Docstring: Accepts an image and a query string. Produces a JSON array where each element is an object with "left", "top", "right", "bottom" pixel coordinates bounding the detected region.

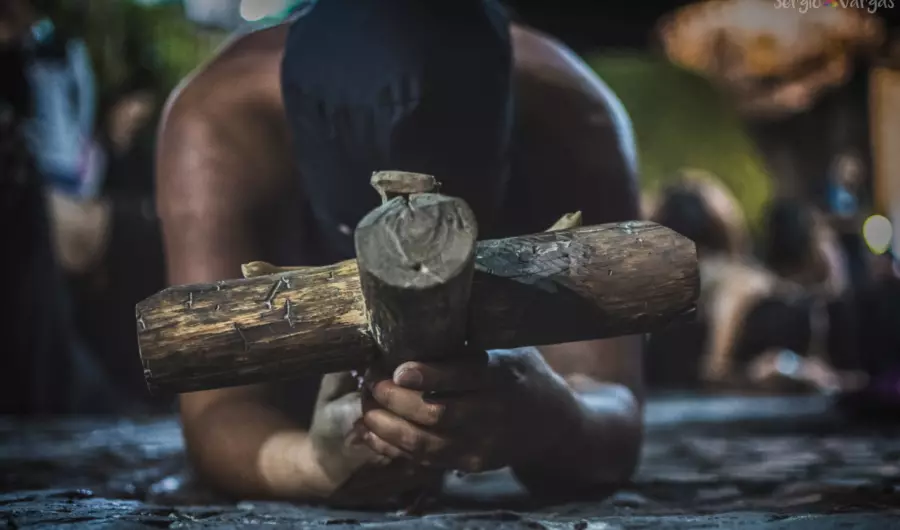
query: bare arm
[
  {"left": 510, "top": 26, "right": 644, "bottom": 490},
  {"left": 156, "top": 28, "right": 322, "bottom": 500}
]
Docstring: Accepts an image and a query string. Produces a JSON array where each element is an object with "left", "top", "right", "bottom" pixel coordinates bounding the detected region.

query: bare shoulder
[
  {"left": 155, "top": 23, "right": 296, "bottom": 244},
  {"left": 509, "top": 23, "right": 635, "bottom": 161},
  {"left": 508, "top": 24, "right": 639, "bottom": 226},
  {"left": 510, "top": 25, "right": 624, "bottom": 115},
  {"left": 162, "top": 24, "right": 289, "bottom": 126},
  {"left": 510, "top": 25, "right": 593, "bottom": 91}
]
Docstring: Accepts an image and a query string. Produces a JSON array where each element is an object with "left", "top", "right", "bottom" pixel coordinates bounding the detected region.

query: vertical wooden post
[{"left": 354, "top": 172, "right": 478, "bottom": 367}]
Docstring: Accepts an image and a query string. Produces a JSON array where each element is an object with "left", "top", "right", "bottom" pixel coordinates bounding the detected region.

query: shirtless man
[{"left": 157, "top": 0, "right": 643, "bottom": 503}]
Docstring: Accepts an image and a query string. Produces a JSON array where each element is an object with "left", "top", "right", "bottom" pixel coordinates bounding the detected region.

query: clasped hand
[{"left": 355, "top": 347, "right": 579, "bottom": 473}]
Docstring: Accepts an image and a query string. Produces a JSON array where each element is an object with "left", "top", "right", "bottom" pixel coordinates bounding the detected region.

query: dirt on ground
[{"left": 3, "top": 395, "right": 900, "bottom": 529}]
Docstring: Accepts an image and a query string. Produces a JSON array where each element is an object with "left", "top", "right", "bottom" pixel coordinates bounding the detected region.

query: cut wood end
[{"left": 355, "top": 194, "right": 477, "bottom": 289}]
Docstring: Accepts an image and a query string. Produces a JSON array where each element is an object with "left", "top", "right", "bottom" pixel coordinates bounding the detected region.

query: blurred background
[{"left": 3, "top": 0, "right": 900, "bottom": 416}]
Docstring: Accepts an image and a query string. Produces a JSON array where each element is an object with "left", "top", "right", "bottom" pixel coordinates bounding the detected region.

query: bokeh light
[{"left": 863, "top": 214, "right": 892, "bottom": 255}]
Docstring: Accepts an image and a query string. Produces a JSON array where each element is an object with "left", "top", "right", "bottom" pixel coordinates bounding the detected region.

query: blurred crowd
[
  {"left": 2, "top": 0, "right": 165, "bottom": 414},
  {"left": 2, "top": 0, "right": 899, "bottom": 417},
  {"left": 644, "top": 166, "right": 898, "bottom": 403}
]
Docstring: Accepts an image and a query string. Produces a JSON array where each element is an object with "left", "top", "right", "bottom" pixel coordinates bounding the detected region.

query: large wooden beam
[{"left": 136, "top": 221, "right": 698, "bottom": 394}]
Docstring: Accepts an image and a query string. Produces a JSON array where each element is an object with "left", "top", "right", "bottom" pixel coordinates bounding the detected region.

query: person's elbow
[
  {"left": 514, "top": 376, "right": 644, "bottom": 496},
  {"left": 581, "top": 381, "right": 644, "bottom": 487},
  {"left": 603, "top": 384, "right": 644, "bottom": 485}
]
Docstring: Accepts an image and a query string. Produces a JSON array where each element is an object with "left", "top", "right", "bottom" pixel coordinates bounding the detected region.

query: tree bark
[{"left": 137, "top": 221, "right": 698, "bottom": 394}]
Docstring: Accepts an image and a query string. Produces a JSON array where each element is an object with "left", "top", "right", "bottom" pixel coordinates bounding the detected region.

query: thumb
[
  {"left": 311, "top": 389, "right": 364, "bottom": 447},
  {"left": 316, "top": 371, "right": 363, "bottom": 408}
]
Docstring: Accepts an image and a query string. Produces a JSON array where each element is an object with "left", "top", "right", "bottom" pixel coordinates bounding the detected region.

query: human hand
[
  {"left": 305, "top": 371, "right": 441, "bottom": 505},
  {"left": 359, "top": 347, "right": 580, "bottom": 473}
]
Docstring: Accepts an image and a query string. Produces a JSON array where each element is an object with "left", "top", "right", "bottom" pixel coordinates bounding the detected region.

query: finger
[
  {"left": 348, "top": 419, "right": 394, "bottom": 466},
  {"left": 313, "top": 391, "right": 363, "bottom": 441},
  {"left": 362, "top": 430, "right": 412, "bottom": 461},
  {"left": 315, "top": 371, "right": 361, "bottom": 407},
  {"left": 370, "top": 379, "right": 492, "bottom": 430},
  {"left": 363, "top": 408, "right": 450, "bottom": 459},
  {"left": 344, "top": 418, "right": 368, "bottom": 448},
  {"left": 393, "top": 353, "right": 491, "bottom": 392},
  {"left": 370, "top": 380, "right": 443, "bottom": 425}
]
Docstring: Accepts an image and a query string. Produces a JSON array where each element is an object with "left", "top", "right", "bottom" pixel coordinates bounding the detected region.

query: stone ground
[{"left": 3, "top": 395, "right": 900, "bottom": 529}]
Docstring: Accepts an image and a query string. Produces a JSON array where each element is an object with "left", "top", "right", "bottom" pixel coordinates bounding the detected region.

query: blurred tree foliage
[
  {"left": 45, "top": 0, "right": 225, "bottom": 108},
  {"left": 588, "top": 53, "right": 773, "bottom": 230},
  {"left": 38, "top": 0, "right": 225, "bottom": 193}
]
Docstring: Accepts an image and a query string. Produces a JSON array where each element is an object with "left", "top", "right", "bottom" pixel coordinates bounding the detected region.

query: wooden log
[
  {"left": 468, "top": 221, "right": 697, "bottom": 349},
  {"left": 355, "top": 193, "right": 477, "bottom": 367},
  {"left": 136, "top": 221, "right": 698, "bottom": 394}
]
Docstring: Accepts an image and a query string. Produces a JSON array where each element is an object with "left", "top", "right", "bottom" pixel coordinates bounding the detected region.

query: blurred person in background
[
  {"left": 643, "top": 169, "right": 751, "bottom": 387},
  {"left": 158, "top": 0, "right": 644, "bottom": 505},
  {"left": 645, "top": 168, "right": 750, "bottom": 258},
  {"left": 5, "top": 0, "right": 170, "bottom": 411},
  {"left": 646, "top": 171, "right": 862, "bottom": 393},
  {"left": 0, "top": 0, "right": 116, "bottom": 415},
  {"left": 827, "top": 153, "right": 864, "bottom": 223},
  {"left": 704, "top": 196, "right": 862, "bottom": 394},
  {"left": 760, "top": 196, "right": 863, "bottom": 380},
  {"left": 104, "top": 81, "right": 159, "bottom": 193},
  {"left": 15, "top": 0, "right": 113, "bottom": 278},
  {"left": 825, "top": 150, "right": 871, "bottom": 292},
  {"left": 23, "top": 0, "right": 105, "bottom": 199},
  {"left": 851, "top": 250, "right": 900, "bottom": 411},
  {"left": 61, "top": 67, "right": 168, "bottom": 410},
  {"left": 762, "top": 197, "right": 850, "bottom": 298}
]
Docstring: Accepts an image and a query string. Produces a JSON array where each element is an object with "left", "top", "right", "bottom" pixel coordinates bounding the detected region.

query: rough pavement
[{"left": 3, "top": 395, "right": 900, "bottom": 529}]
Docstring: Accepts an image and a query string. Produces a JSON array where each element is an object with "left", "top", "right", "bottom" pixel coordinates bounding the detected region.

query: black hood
[{"left": 281, "top": 0, "right": 513, "bottom": 258}]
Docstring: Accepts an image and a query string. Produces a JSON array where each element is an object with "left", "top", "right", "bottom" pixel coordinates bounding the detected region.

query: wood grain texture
[
  {"left": 468, "top": 220, "right": 698, "bottom": 348},
  {"left": 135, "top": 259, "right": 372, "bottom": 394},
  {"left": 355, "top": 194, "right": 477, "bottom": 366},
  {"left": 137, "top": 221, "right": 698, "bottom": 394}
]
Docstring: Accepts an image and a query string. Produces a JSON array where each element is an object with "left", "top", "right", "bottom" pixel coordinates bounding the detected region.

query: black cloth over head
[{"left": 281, "top": 0, "right": 513, "bottom": 258}]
